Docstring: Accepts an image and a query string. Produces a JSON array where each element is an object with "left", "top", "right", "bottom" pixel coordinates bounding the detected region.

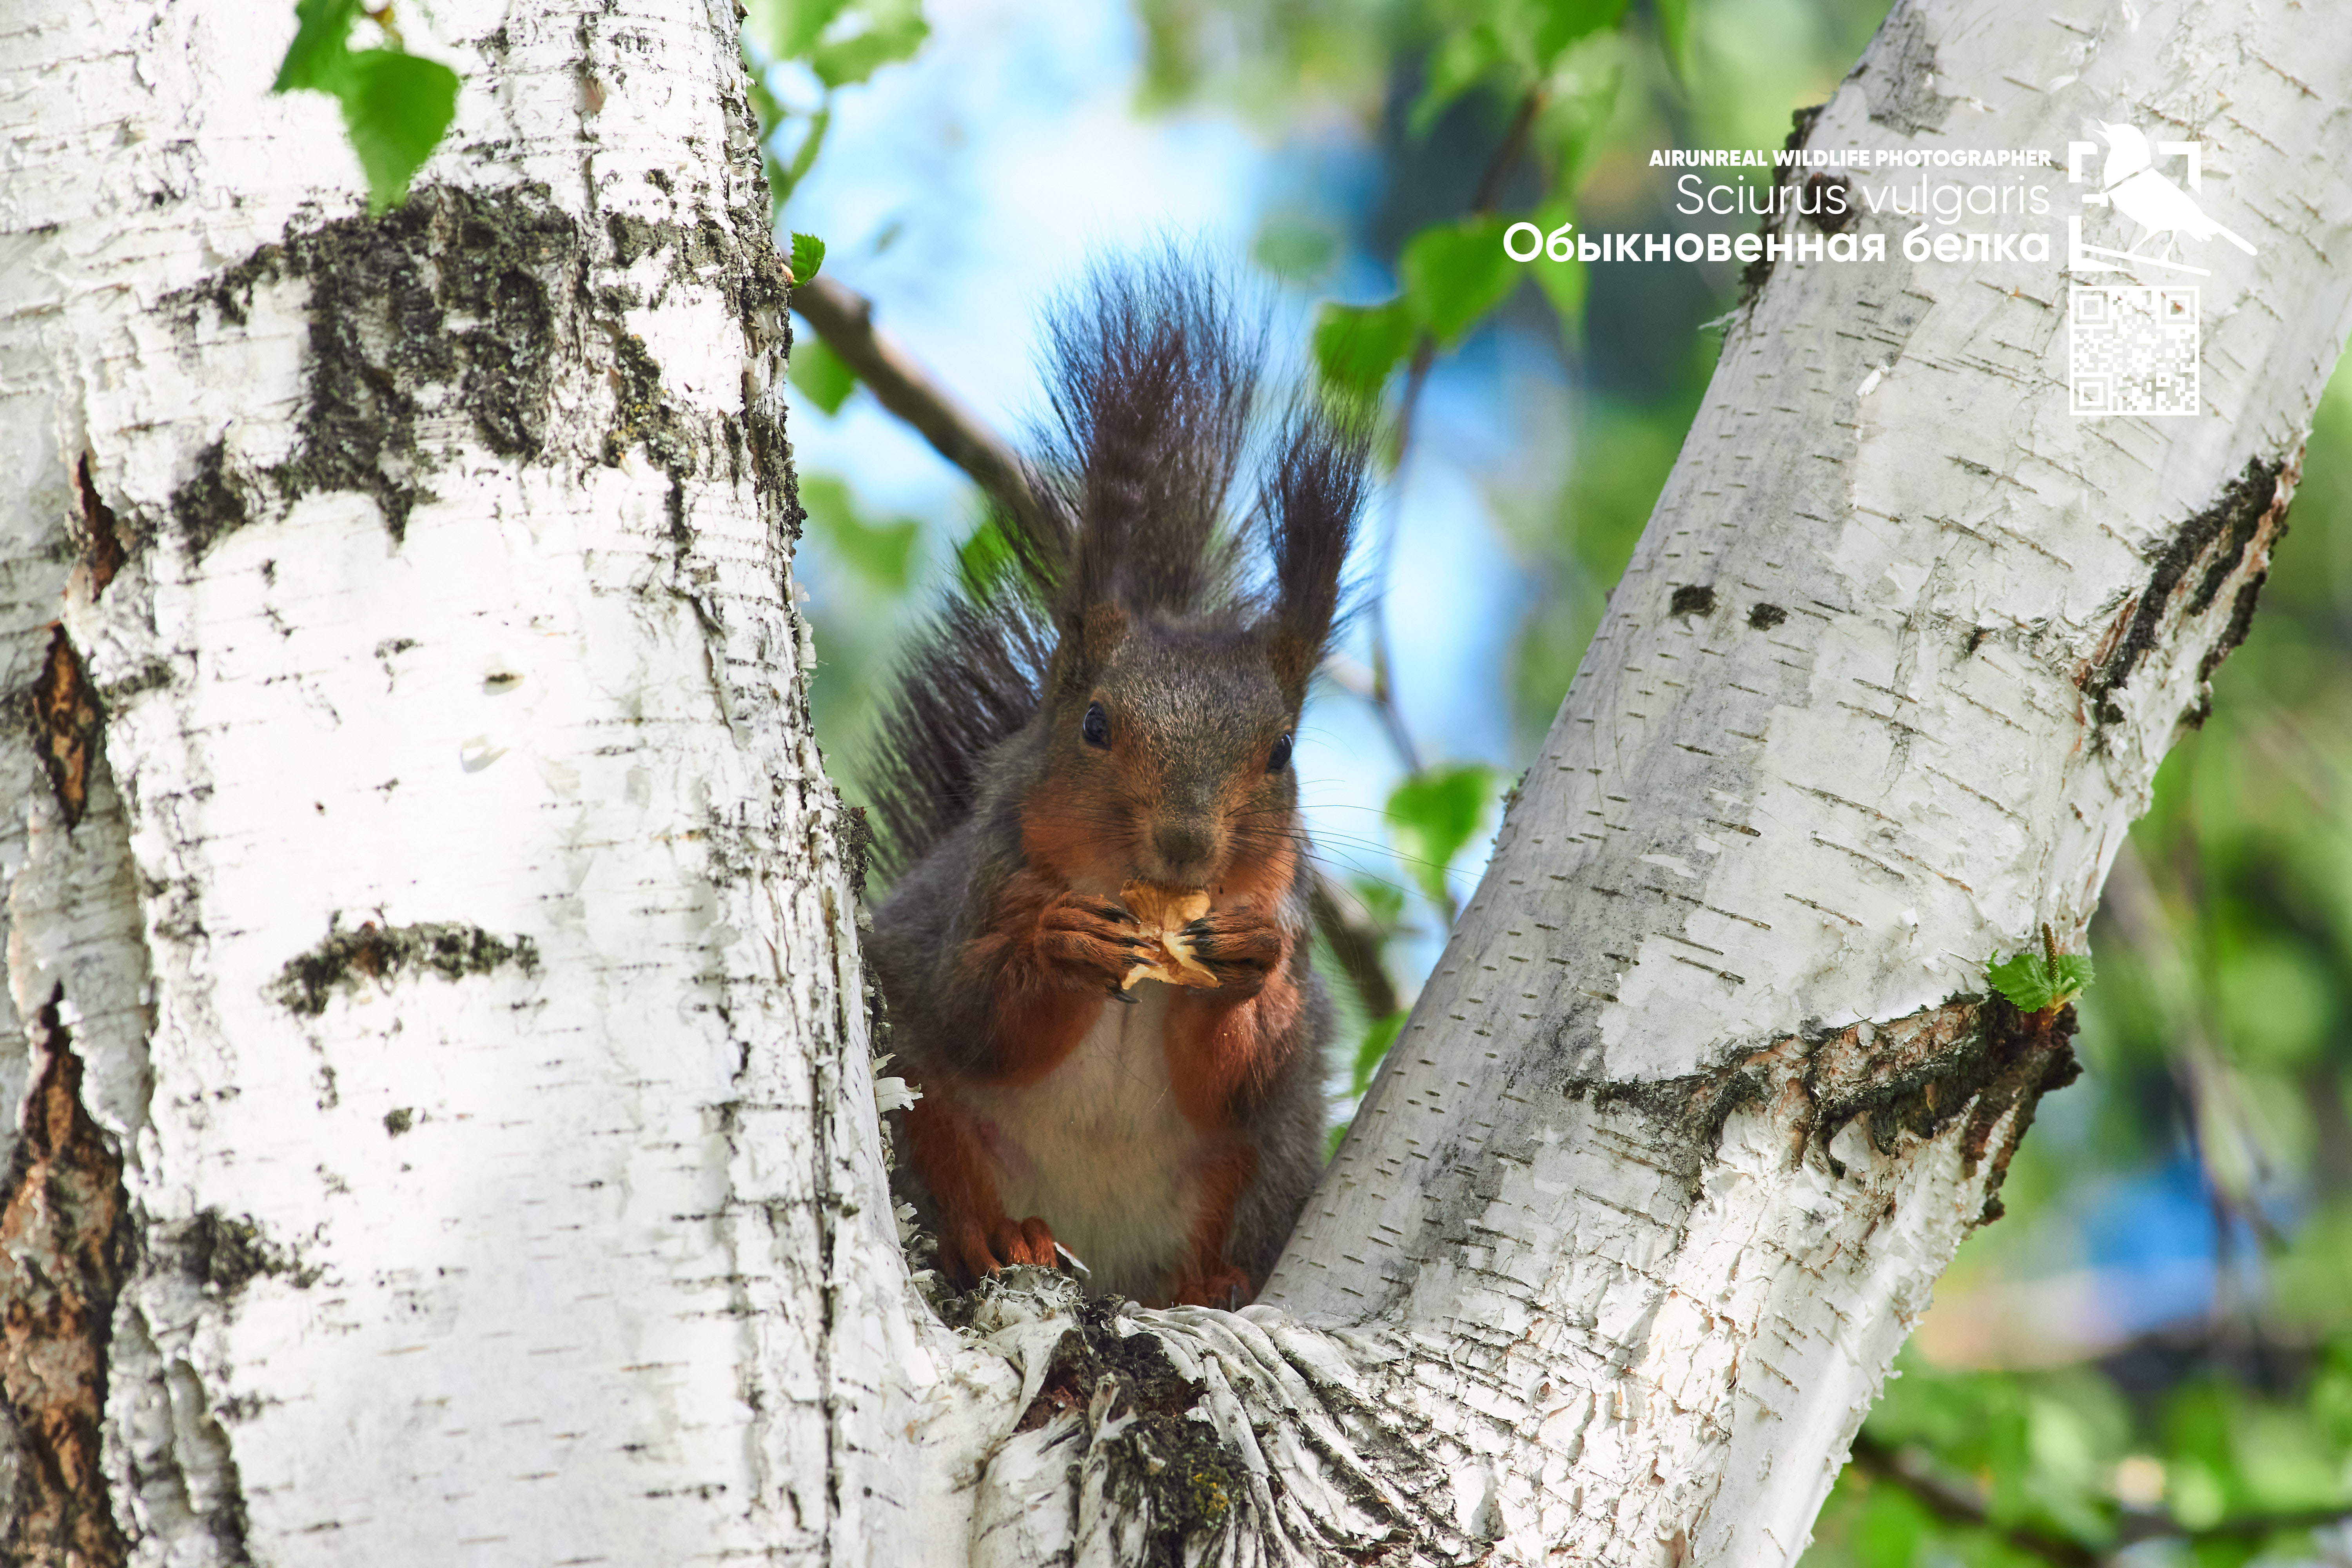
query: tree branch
[
  {"left": 788, "top": 274, "right": 1062, "bottom": 544},
  {"left": 1848, "top": 1434, "right": 2102, "bottom": 1566},
  {"left": 1850, "top": 1434, "right": 2352, "bottom": 1564},
  {"left": 1367, "top": 85, "right": 1546, "bottom": 777},
  {"left": 1309, "top": 871, "right": 1400, "bottom": 1019}
]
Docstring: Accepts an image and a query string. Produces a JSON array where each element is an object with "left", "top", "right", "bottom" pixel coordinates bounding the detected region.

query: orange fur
[
  {"left": 1165, "top": 964, "right": 1302, "bottom": 1128},
  {"left": 953, "top": 867, "right": 1119, "bottom": 1085},
  {"left": 904, "top": 1089, "right": 1059, "bottom": 1286},
  {"left": 1170, "top": 1147, "right": 1257, "bottom": 1306}
]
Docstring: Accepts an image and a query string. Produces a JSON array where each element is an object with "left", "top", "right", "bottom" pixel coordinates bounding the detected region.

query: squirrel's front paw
[
  {"left": 1182, "top": 905, "right": 1283, "bottom": 997},
  {"left": 937, "top": 1214, "right": 1059, "bottom": 1289},
  {"left": 1036, "top": 893, "right": 1143, "bottom": 989}
]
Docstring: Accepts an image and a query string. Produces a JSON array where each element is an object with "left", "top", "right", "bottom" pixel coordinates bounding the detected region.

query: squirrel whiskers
[{"left": 860, "top": 253, "right": 1366, "bottom": 1307}]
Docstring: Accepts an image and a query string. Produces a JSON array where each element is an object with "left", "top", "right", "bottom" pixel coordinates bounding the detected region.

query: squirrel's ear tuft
[
  {"left": 1076, "top": 602, "right": 1129, "bottom": 670},
  {"left": 1047, "top": 601, "right": 1129, "bottom": 700},
  {"left": 1262, "top": 397, "right": 1370, "bottom": 701},
  {"left": 1038, "top": 252, "right": 1257, "bottom": 627}
]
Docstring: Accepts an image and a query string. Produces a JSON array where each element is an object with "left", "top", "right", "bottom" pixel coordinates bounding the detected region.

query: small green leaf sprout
[
  {"left": 789, "top": 232, "right": 828, "bottom": 285},
  {"left": 1985, "top": 923, "right": 2095, "bottom": 1015}
]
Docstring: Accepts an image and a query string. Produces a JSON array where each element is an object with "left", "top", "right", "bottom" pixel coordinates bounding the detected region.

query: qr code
[{"left": 2070, "top": 287, "right": 2199, "bottom": 416}]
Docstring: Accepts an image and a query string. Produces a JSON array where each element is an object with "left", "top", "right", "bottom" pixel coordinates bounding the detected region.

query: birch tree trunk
[{"left": 2, "top": 0, "right": 2349, "bottom": 1565}]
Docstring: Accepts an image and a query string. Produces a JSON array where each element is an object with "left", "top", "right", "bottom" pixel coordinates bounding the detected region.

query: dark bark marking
[
  {"left": 168, "top": 1210, "right": 321, "bottom": 1296},
  {"left": 1803, "top": 171, "right": 1857, "bottom": 234},
  {"left": 835, "top": 804, "right": 873, "bottom": 904},
  {"left": 2084, "top": 454, "right": 2294, "bottom": 705},
  {"left": 27, "top": 628, "right": 102, "bottom": 831},
  {"left": 0, "top": 987, "right": 134, "bottom": 1568},
  {"left": 167, "top": 183, "right": 793, "bottom": 556},
  {"left": 270, "top": 919, "right": 541, "bottom": 1017},
  {"left": 1747, "top": 603, "right": 1788, "bottom": 630},
  {"left": 1567, "top": 992, "right": 2079, "bottom": 1218},
  {"left": 1670, "top": 584, "right": 1717, "bottom": 618},
  {"left": 167, "top": 441, "right": 253, "bottom": 561},
  {"left": 1738, "top": 105, "right": 1825, "bottom": 306}
]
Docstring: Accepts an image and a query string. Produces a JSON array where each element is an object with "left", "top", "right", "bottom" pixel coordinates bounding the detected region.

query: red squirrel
[{"left": 860, "top": 256, "right": 1365, "bottom": 1309}]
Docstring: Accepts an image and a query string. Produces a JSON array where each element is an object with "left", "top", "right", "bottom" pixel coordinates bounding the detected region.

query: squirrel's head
[
  {"left": 1008, "top": 254, "right": 1367, "bottom": 895},
  {"left": 1022, "top": 608, "right": 1303, "bottom": 893}
]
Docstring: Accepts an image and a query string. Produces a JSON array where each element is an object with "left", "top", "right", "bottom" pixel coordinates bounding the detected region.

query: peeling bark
[
  {"left": 27, "top": 633, "right": 101, "bottom": 832},
  {"left": 0, "top": 990, "right": 132, "bottom": 1568}
]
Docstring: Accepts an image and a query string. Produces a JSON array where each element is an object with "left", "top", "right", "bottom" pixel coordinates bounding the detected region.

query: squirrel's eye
[
  {"left": 1267, "top": 732, "right": 1293, "bottom": 773},
  {"left": 1082, "top": 701, "right": 1110, "bottom": 748}
]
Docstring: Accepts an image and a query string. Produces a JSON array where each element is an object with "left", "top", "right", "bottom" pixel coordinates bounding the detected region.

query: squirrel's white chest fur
[{"left": 960, "top": 983, "right": 1203, "bottom": 1302}]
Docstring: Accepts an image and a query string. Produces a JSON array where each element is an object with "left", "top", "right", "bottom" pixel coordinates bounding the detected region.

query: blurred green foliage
[
  {"left": 744, "top": 0, "right": 930, "bottom": 211},
  {"left": 798, "top": 475, "right": 920, "bottom": 590},
  {"left": 788, "top": 336, "right": 859, "bottom": 416}
]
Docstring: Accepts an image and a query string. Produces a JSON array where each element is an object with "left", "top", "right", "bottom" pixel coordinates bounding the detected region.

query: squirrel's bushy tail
[{"left": 861, "top": 251, "right": 1368, "bottom": 881}]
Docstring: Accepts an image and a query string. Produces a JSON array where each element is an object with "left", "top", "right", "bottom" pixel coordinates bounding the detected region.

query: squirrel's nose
[{"left": 1152, "top": 822, "right": 1214, "bottom": 876}]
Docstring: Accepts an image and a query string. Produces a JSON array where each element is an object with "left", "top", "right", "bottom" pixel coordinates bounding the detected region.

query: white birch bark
[
  {"left": 0, "top": 1, "right": 888, "bottom": 1561},
  {"left": 2, "top": 0, "right": 2349, "bottom": 1566}
]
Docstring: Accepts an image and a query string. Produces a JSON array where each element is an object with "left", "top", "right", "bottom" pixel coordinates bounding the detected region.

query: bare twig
[
  {"left": 789, "top": 275, "right": 1062, "bottom": 544},
  {"left": 1849, "top": 1432, "right": 2352, "bottom": 1565},
  {"left": 1849, "top": 1434, "right": 2102, "bottom": 1566}
]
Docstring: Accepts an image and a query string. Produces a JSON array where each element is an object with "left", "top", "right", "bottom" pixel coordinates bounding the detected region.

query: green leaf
[
  {"left": 1528, "top": 51, "right": 1625, "bottom": 196},
  {"left": 770, "top": 106, "right": 835, "bottom": 208},
  {"left": 808, "top": 11, "right": 929, "bottom": 87},
  {"left": 1312, "top": 298, "right": 1416, "bottom": 398},
  {"left": 1387, "top": 762, "right": 1499, "bottom": 914},
  {"left": 272, "top": 0, "right": 459, "bottom": 214},
  {"left": 2167, "top": 1455, "right": 2229, "bottom": 1532},
  {"left": 274, "top": 0, "right": 363, "bottom": 92},
  {"left": 1401, "top": 216, "right": 1519, "bottom": 347},
  {"left": 1347, "top": 874, "right": 1405, "bottom": 932},
  {"left": 1530, "top": 238, "right": 1586, "bottom": 333},
  {"left": 1985, "top": 945, "right": 2094, "bottom": 1013},
  {"left": 1351, "top": 1011, "right": 1407, "bottom": 1096},
  {"left": 1847, "top": 1479, "right": 1931, "bottom": 1567},
  {"left": 790, "top": 231, "right": 828, "bottom": 283},
  {"left": 338, "top": 50, "right": 460, "bottom": 212},
  {"left": 789, "top": 335, "right": 858, "bottom": 414},
  {"left": 1251, "top": 216, "right": 1341, "bottom": 283},
  {"left": 2052, "top": 951, "right": 2095, "bottom": 1000},
  {"left": 800, "top": 475, "right": 919, "bottom": 589},
  {"left": 1409, "top": 24, "right": 1505, "bottom": 138}
]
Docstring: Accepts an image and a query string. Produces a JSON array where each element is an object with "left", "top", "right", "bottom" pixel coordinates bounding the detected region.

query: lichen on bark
[{"left": 269, "top": 918, "right": 541, "bottom": 1018}]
